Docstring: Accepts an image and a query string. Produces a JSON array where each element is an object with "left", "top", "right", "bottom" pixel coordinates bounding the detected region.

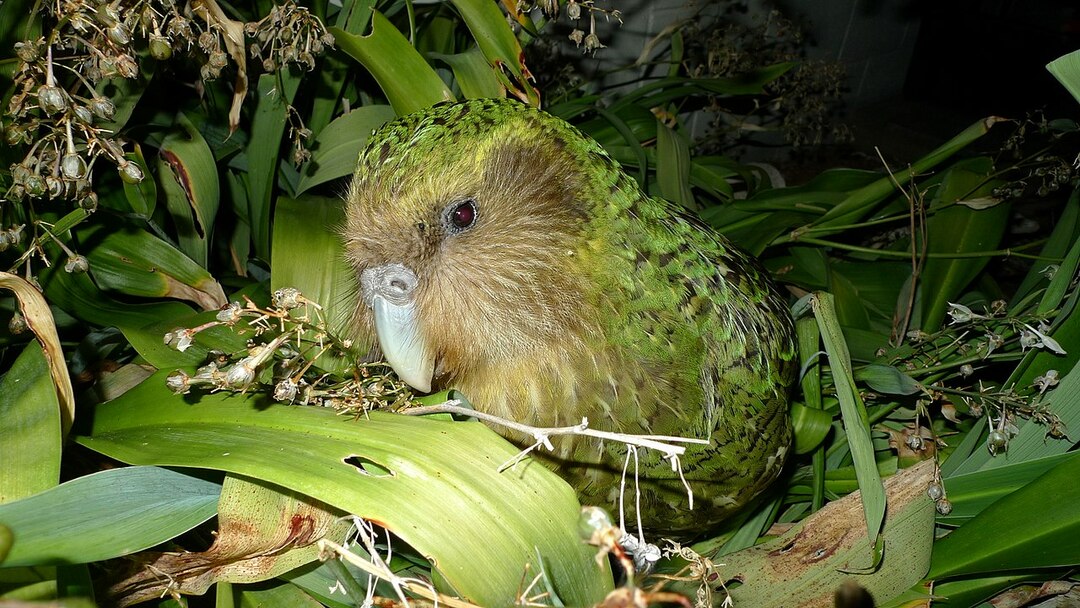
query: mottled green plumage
[{"left": 343, "top": 98, "right": 796, "bottom": 537}]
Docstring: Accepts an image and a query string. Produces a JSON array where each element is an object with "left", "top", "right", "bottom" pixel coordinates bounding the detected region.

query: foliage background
[{"left": 1, "top": 0, "right": 1080, "bottom": 606}]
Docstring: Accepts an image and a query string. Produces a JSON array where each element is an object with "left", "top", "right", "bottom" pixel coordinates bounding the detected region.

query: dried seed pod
[
  {"left": 72, "top": 104, "right": 95, "bottom": 125},
  {"left": 935, "top": 499, "right": 953, "bottom": 516},
  {"left": 61, "top": 153, "right": 87, "bottom": 179},
  {"left": 37, "top": 85, "right": 68, "bottom": 115},
  {"left": 89, "top": 96, "right": 115, "bottom": 120},
  {"left": 149, "top": 33, "right": 172, "bottom": 60},
  {"left": 24, "top": 174, "right": 46, "bottom": 197},
  {"left": 107, "top": 22, "right": 131, "bottom": 45},
  {"left": 118, "top": 160, "right": 144, "bottom": 184},
  {"left": 64, "top": 255, "right": 90, "bottom": 273},
  {"left": 927, "top": 483, "right": 944, "bottom": 501}
]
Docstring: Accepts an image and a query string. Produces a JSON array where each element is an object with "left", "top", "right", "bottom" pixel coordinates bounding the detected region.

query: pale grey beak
[{"left": 359, "top": 263, "right": 434, "bottom": 393}]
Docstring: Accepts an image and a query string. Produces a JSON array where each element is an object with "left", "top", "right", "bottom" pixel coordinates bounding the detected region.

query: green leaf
[
  {"left": 82, "top": 225, "right": 226, "bottom": 311},
  {"left": 1047, "top": 49, "right": 1080, "bottom": 106},
  {"left": 271, "top": 195, "right": 363, "bottom": 373},
  {"left": 40, "top": 267, "right": 194, "bottom": 331},
  {"left": 0, "top": 342, "right": 61, "bottom": 503},
  {"left": 791, "top": 402, "right": 831, "bottom": 455},
  {"left": 295, "top": 105, "right": 395, "bottom": 195},
  {"left": 157, "top": 112, "right": 221, "bottom": 267},
  {"left": 919, "top": 159, "right": 1009, "bottom": 331},
  {"left": 799, "top": 117, "right": 1004, "bottom": 239},
  {"left": 0, "top": 466, "right": 219, "bottom": 567},
  {"left": 929, "top": 453, "right": 1080, "bottom": 579},
  {"left": 941, "top": 453, "right": 1077, "bottom": 523},
  {"left": 655, "top": 120, "right": 695, "bottom": 210},
  {"left": 330, "top": 12, "right": 455, "bottom": 116},
  {"left": 76, "top": 374, "right": 612, "bottom": 606},
  {"left": 121, "top": 144, "right": 156, "bottom": 217},
  {"left": 247, "top": 72, "right": 302, "bottom": 259},
  {"left": 433, "top": 45, "right": 505, "bottom": 100},
  {"left": 810, "top": 292, "right": 886, "bottom": 564},
  {"left": 855, "top": 365, "right": 924, "bottom": 396},
  {"left": 448, "top": 0, "right": 538, "bottom": 104}
]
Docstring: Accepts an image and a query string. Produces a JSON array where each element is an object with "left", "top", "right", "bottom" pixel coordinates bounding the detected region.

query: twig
[
  {"left": 319, "top": 537, "right": 482, "bottom": 608},
  {"left": 403, "top": 401, "right": 709, "bottom": 470}
]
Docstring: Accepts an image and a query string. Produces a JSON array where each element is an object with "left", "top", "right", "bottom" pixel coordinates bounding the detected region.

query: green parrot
[{"left": 342, "top": 98, "right": 796, "bottom": 537}]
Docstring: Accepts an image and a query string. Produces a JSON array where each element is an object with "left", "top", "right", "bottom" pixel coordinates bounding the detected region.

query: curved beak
[{"left": 361, "top": 264, "right": 434, "bottom": 393}]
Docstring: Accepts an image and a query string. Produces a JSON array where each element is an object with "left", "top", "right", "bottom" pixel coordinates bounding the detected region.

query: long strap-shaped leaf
[{"left": 76, "top": 374, "right": 611, "bottom": 606}]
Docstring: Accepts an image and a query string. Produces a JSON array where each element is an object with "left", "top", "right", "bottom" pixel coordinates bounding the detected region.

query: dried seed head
[
  {"left": 987, "top": 429, "right": 1009, "bottom": 455},
  {"left": 64, "top": 255, "right": 90, "bottom": 273},
  {"left": 89, "top": 96, "right": 116, "bottom": 120},
  {"left": 24, "top": 174, "right": 46, "bottom": 198},
  {"left": 166, "top": 370, "right": 192, "bottom": 394},
  {"left": 149, "top": 33, "right": 173, "bottom": 60},
  {"left": 61, "top": 153, "right": 87, "bottom": 179},
  {"left": 37, "top": 85, "right": 68, "bottom": 115},
  {"left": 118, "top": 160, "right": 144, "bottom": 184},
  {"left": 79, "top": 191, "right": 99, "bottom": 211},
  {"left": 223, "top": 359, "right": 257, "bottom": 389},
  {"left": 107, "top": 22, "right": 132, "bottom": 45},
  {"left": 274, "top": 378, "right": 299, "bottom": 402},
  {"left": 15, "top": 40, "right": 40, "bottom": 62},
  {"left": 72, "top": 104, "right": 95, "bottom": 125},
  {"left": 8, "top": 311, "right": 27, "bottom": 334}
]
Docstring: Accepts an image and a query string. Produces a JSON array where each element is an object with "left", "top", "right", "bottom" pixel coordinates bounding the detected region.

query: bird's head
[{"left": 342, "top": 99, "right": 609, "bottom": 393}]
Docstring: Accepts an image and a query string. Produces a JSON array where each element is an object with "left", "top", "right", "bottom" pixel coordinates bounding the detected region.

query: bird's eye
[{"left": 445, "top": 199, "right": 478, "bottom": 233}]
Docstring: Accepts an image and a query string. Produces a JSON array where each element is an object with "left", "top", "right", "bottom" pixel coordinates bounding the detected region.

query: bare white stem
[{"left": 404, "top": 401, "right": 708, "bottom": 466}]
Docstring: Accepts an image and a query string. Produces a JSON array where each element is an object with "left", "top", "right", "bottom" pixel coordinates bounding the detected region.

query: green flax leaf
[
  {"left": 810, "top": 292, "right": 886, "bottom": 565},
  {"left": 0, "top": 467, "right": 219, "bottom": 567},
  {"left": 296, "top": 105, "right": 396, "bottom": 195},
  {"left": 0, "top": 342, "right": 61, "bottom": 504},
  {"left": 929, "top": 453, "right": 1080, "bottom": 579},
  {"left": 76, "top": 374, "right": 612, "bottom": 606},
  {"left": 330, "top": 12, "right": 455, "bottom": 116}
]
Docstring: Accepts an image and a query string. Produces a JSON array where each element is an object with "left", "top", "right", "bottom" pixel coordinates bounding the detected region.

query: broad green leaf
[
  {"left": 271, "top": 195, "right": 363, "bottom": 373},
  {"left": 0, "top": 271, "right": 75, "bottom": 437},
  {"left": 919, "top": 159, "right": 1009, "bottom": 331},
  {"left": 811, "top": 292, "right": 886, "bottom": 563},
  {"left": 655, "top": 120, "right": 695, "bottom": 210},
  {"left": 330, "top": 12, "right": 455, "bottom": 116},
  {"left": 791, "top": 402, "right": 831, "bottom": 455},
  {"left": 433, "top": 45, "right": 505, "bottom": 100},
  {"left": 295, "top": 105, "right": 396, "bottom": 195},
  {"left": 40, "top": 267, "right": 193, "bottom": 331},
  {"left": 716, "top": 461, "right": 934, "bottom": 606},
  {"left": 941, "top": 452, "right": 1077, "bottom": 524},
  {"left": 0, "top": 466, "right": 219, "bottom": 567},
  {"left": 0, "top": 342, "right": 61, "bottom": 503},
  {"left": 448, "top": 0, "right": 539, "bottom": 105},
  {"left": 855, "top": 365, "right": 924, "bottom": 396},
  {"left": 234, "top": 581, "right": 323, "bottom": 608},
  {"left": 929, "top": 453, "right": 1080, "bottom": 579},
  {"left": 1010, "top": 188, "right": 1080, "bottom": 307},
  {"left": 76, "top": 374, "right": 612, "bottom": 606},
  {"left": 247, "top": 72, "right": 302, "bottom": 260},
  {"left": 157, "top": 112, "right": 221, "bottom": 267},
  {"left": 83, "top": 225, "right": 226, "bottom": 311},
  {"left": 1047, "top": 49, "right": 1080, "bottom": 105}
]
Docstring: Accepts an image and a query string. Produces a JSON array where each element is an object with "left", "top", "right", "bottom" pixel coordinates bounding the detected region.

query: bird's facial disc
[{"left": 359, "top": 263, "right": 434, "bottom": 393}]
